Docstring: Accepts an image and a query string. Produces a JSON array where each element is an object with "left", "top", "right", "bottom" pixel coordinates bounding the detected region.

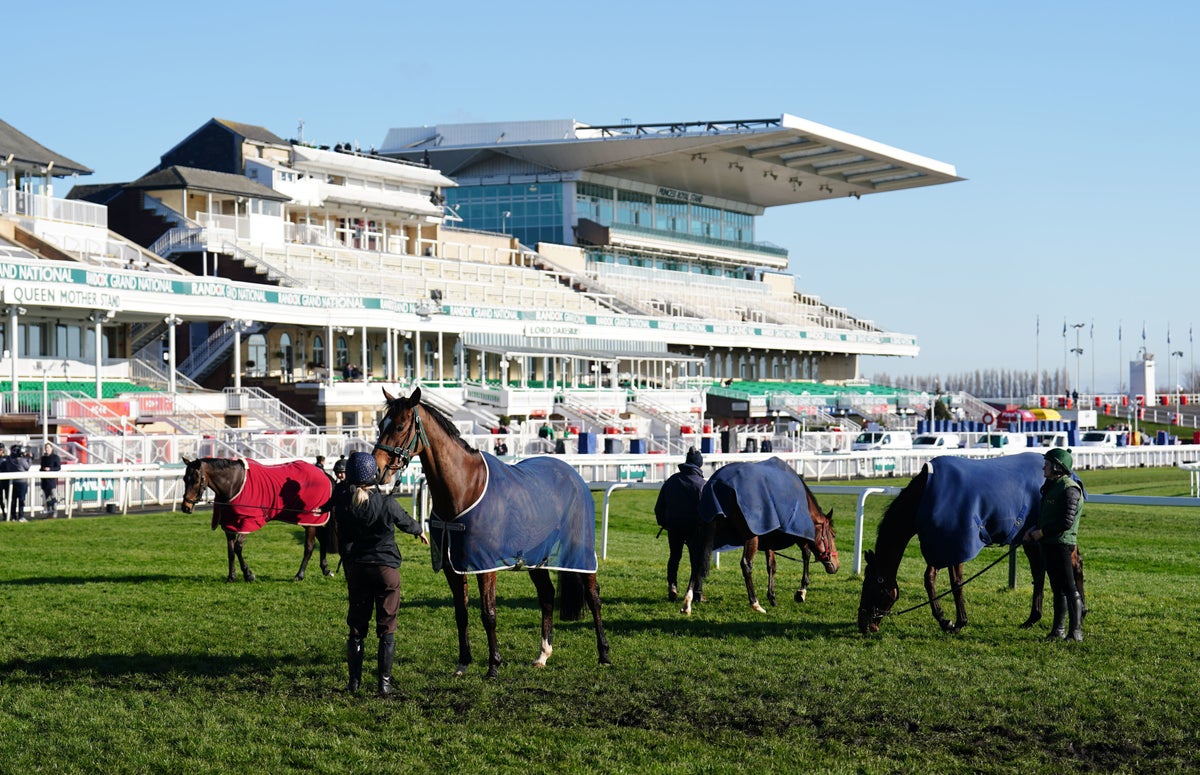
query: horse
[
  {"left": 372, "top": 386, "right": 610, "bottom": 678},
  {"left": 857, "top": 452, "right": 1086, "bottom": 634},
  {"left": 680, "top": 457, "right": 839, "bottom": 615},
  {"left": 179, "top": 457, "right": 337, "bottom": 582}
]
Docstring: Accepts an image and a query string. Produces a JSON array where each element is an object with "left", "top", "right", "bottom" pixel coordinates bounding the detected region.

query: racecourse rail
[{"left": 6, "top": 450, "right": 1200, "bottom": 582}]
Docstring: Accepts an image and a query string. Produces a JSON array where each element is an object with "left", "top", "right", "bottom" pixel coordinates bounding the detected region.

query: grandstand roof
[
  {"left": 0, "top": 118, "right": 93, "bottom": 176},
  {"left": 380, "top": 114, "right": 962, "bottom": 208}
]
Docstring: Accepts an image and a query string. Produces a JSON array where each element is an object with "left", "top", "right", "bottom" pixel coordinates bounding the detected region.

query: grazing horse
[
  {"left": 857, "top": 452, "right": 1086, "bottom": 634},
  {"left": 373, "top": 387, "right": 610, "bottom": 678},
  {"left": 179, "top": 457, "right": 336, "bottom": 582},
  {"left": 681, "top": 457, "right": 839, "bottom": 615}
]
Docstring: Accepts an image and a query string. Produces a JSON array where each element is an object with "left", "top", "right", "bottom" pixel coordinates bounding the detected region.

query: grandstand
[{"left": 2, "top": 113, "right": 967, "bottom": 466}]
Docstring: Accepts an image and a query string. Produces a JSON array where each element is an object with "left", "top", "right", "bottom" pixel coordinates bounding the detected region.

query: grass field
[{"left": 1, "top": 466, "right": 1198, "bottom": 774}]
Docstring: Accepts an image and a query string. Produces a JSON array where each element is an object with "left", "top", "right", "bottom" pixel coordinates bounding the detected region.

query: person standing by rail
[{"left": 332, "top": 452, "right": 428, "bottom": 696}]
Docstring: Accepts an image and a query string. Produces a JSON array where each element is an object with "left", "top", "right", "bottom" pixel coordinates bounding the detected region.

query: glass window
[{"left": 311, "top": 335, "right": 325, "bottom": 369}]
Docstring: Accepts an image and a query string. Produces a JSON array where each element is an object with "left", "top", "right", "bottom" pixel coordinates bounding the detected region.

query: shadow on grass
[
  {"left": 2, "top": 651, "right": 327, "bottom": 685},
  {"left": 0, "top": 573, "right": 202, "bottom": 586}
]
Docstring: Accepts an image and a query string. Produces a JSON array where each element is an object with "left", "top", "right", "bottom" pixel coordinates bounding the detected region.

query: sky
[{"left": 8, "top": 1, "right": 1199, "bottom": 393}]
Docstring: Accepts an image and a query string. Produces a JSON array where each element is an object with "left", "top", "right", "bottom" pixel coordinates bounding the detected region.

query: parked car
[
  {"left": 1030, "top": 431, "right": 1070, "bottom": 449},
  {"left": 1079, "top": 429, "right": 1123, "bottom": 448},
  {"left": 912, "top": 433, "right": 961, "bottom": 450},
  {"left": 851, "top": 430, "right": 913, "bottom": 451},
  {"left": 971, "top": 432, "right": 1028, "bottom": 454}
]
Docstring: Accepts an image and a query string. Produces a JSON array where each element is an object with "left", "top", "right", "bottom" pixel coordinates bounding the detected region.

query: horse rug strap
[
  {"left": 699, "top": 457, "right": 815, "bottom": 551},
  {"left": 430, "top": 451, "right": 597, "bottom": 574},
  {"left": 213, "top": 459, "right": 333, "bottom": 534},
  {"left": 915, "top": 452, "right": 1044, "bottom": 569}
]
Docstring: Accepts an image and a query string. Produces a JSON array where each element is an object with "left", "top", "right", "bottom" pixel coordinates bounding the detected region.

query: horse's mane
[
  {"left": 199, "top": 458, "right": 245, "bottom": 472},
  {"left": 388, "top": 396, "right": 476, "bottom": 455},
  {"left": 876, "top": 466, "right": 925, "bottom": 546}
]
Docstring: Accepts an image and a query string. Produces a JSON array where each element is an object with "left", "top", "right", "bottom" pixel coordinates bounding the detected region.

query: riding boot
[
  {"left": 1067, "top": 594, "right": 1084, "bottom": 642},
  {"left": 1045, "top": 594, "right": 1067, "bottom": 640},
  {"left": 377, "top": 633, "right": 395, "bottom": 697},
  {"left": 346, "top": 637, "right": 364, "bottom": 693}
]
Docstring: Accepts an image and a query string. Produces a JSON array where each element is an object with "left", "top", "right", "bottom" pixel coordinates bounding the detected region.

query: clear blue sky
[{"left": 10, "top": 1, "right": 1199, "bottom": 392}]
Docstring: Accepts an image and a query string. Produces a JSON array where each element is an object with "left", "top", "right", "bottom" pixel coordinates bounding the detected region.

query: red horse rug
[{"left": 212, "top": 459, "right": 333, "bottom": 534}]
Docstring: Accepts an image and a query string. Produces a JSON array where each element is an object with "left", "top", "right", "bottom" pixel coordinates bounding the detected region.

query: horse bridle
[
  {"left": 811, "top": 517, "right": 837, "bottom": 564},
  {"left": 181, "top": 464, "right": 208, "bottom": 511},
  {"left": 374, "top": 406, "right": 429, "bottom": 476}
]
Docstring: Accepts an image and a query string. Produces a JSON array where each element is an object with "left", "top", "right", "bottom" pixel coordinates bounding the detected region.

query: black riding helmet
[{"left": 333, "top": 457, "right": 347, "bottom": 474}]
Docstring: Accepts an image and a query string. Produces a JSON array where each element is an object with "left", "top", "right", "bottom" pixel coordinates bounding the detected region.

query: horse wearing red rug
[{"left": 180, "top": 457, "right": 336, "bottom": 582}]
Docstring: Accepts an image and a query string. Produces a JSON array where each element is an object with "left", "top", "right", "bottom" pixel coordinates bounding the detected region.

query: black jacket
[
  {"left": 334, "top": 485, "right": 423, "bottom": 567},
  {"left": 654, "top": 463, "right": 706, "bottom": 531}
]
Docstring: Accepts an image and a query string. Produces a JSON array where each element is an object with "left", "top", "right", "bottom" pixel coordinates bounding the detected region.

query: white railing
[{"left": 0, "top": 190, "right": 107, "bottom": 228}]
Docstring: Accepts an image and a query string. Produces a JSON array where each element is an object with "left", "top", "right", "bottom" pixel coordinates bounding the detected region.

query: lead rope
[{"left": 887, "top": 544, "right": 1016, "bottom": 617}]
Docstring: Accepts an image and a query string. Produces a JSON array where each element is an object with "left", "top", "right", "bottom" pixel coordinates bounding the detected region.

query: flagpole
[
  {"left": 1090, "top": 319, "right": 1095, "bottom": 397},
  {"left": 1035, "top": 315, "right": 1040, "bottom": 397},
  {"left": 1118, "top": 320, "right": 1123, "bottom": 395}
]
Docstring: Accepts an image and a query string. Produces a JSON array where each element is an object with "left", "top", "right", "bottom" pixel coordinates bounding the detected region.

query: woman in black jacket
[
  {"left": 333, "top": 452, "right": 428, "bottom": 696},
  {"left": 654, "top": 447, "right": 708, "bottom": 603}
]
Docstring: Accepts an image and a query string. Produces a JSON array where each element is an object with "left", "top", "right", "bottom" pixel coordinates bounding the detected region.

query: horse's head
[
  {"left": 857, "top": 549, "right": 898, "bottom": 634},
  {"left": 374, "top": 386, "right": 427, "bottom": 484},
  {"left": 810, "top": 507, "right": 840, "bottom": 574},
  {"left": 179, "top": 456, "right": 206, "bottom": 514}
]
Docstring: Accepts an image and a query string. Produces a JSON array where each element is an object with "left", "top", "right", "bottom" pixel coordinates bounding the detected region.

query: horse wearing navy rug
[
  {"left": 857, "top": 452, "right": 1086, "bottom": 634},
  {"left": 179, "top": 457, "right": 336, "bottom": 582},
  {"left": 373, "top": 387, "right": 610, "bottom": 678},
  {"left": 681, "top": 457, "right": 839, "bottom": 615}
]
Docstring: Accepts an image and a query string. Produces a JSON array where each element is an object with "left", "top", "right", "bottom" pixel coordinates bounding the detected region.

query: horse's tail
[{"left": 557, "top": 571, "right": 585, "bottom": 621}]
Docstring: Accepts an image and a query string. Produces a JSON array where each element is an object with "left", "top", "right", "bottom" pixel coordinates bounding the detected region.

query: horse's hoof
[
  {"left": 1019, "top": 616, "right": 1039, "bottom": 629},
  {"left": 293, "top": 574, "right": 304, "bottom": 582},
  {"left": 225, "top": 577, "right": 237, "bottom": 583},
  {"left": 324, "top": 569, "right": 336, "bottom": 577},
  {"left": 680, "top": 606, "right": 692, "bottom": 615},
  {"left": 794, "top": 589, "right": 808, "bottom": 603},
  {"left": 244, "top": 575, "right": 255, "bottom": 583},
  {"left": 751, "top": 603, "right": 768, "bottom": 614}
]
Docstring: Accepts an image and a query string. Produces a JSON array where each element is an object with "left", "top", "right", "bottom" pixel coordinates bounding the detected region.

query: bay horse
[
  {"left": 857, "top": 452, "right": 1086, "bottom": 634},
  {"left": 373, "top": 387, "right": 610, "bottom": 678},
  {"left": 681, "top": 457, "right": 839, "bottom": 615},
  {"left": 179, "top": 457, "right": 337, "bottom": 582}
]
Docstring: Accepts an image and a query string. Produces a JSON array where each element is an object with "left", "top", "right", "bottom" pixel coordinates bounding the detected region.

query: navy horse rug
[
  {"left": 914, "top": 452, "right": 1058, "bottom": 569},
  {"left": 699, "top": 457, "right": 815, "bottom": 551},
  {"left": 430, "top": 452, "right": 597, "bottom": 574},
  {"left": 212, "top": 459, "right": 332, "bottom": 534}
]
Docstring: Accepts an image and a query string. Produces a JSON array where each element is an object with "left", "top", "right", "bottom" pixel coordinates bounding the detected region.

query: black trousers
[
  {"left": 666, "top": 526, "right": 707, "bottom": 592},
  {"left": 345, "top": 563, "right": 401, "bottom": 639},
  {"left": 1042, "top": 542, "right": 1079, "bottom": 599}
]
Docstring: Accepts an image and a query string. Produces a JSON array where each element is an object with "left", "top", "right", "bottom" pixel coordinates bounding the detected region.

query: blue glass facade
[{"left": 446, "top": 183, "right": 565, "bottom": 246}]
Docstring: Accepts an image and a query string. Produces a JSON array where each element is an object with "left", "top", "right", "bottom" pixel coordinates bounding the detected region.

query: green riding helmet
[{"left": 1044, "top": 447, "right": 1073, "bottom": 474}]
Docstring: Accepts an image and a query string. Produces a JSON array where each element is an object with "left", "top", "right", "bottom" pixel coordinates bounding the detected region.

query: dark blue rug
[
  {"left": 915, "top": 452, "right": 1050, "bottom": 568},
  {"left": 431, "top": 452, "right": 597, "bottom": 574},
  {"left": 699, "top": 457, "right": 815, "bottom": 551}
]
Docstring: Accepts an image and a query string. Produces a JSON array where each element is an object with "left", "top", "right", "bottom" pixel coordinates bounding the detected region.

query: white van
[
  {"left": 1079, "top": 429, "right": 1122, "bottom": 448},
  {"left": 851, "top": 430, "right": 913, "bottom": 451},
  {"left": 971, "top": 432, "right": 1028, "bottom": 454},
  {"left": 912, "top": 433, "right": 961, "bottom": 450},
  {"left": 1031, "top": 431, "right": 1070, "bottom": 449}
]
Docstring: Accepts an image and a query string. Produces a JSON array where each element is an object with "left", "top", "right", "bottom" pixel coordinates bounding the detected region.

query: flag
[
  {"left": 1062, "top": 319, "right": 1067, "bottom": 338},
  {"left": 1090, "top": 319, "right": 1094, "bottom": 341},
  {"left": 1142, "top": 322, "right": 1147, "bottom": 342},
  {"left": 1118, "top": 321, "right": 1122, "bottom": 342},
  {"left": 1036, "top": 315, "right": 1040, "bottom": 335}
]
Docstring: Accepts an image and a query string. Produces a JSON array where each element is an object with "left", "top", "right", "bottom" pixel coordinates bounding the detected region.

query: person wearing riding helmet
[
  {"left": 332, "top": 456, "right": 347, "bottom": 481},
  {"left": 654, "top": 447, "right": 708, "bottom": 603},
  {"left": 1025, "top": 447, "right": 1085, "bottom": 642},
  {"left": 333, "top": 452, "right": 428, "bottom": 697}
]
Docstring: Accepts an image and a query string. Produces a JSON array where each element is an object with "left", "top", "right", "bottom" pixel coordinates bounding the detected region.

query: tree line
[{"left": 870, "top": 367, "right": 1199, "bottom": 397}]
